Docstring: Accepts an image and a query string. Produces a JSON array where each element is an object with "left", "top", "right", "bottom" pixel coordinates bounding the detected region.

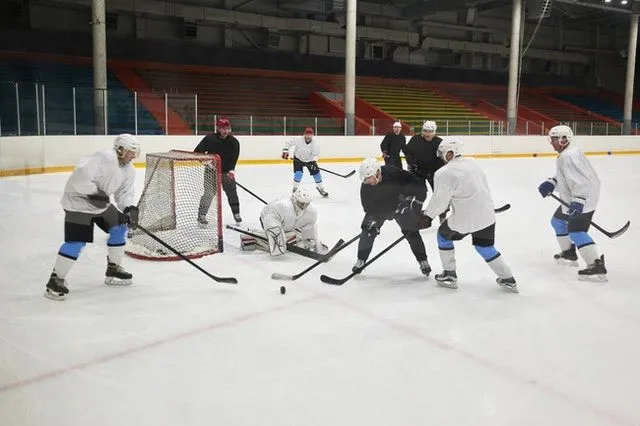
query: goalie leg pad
[{"left": 267, "top": 226, "right": 287, "bottom": 256}]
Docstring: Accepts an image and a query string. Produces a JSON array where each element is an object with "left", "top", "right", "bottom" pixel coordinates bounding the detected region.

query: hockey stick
[
  {"left": 321, "top": 235, "right": 407, "bottom": 286},
  {"left": 318, "top": 166, "right": 356, "bottom": 179},
  {"left": 399, "top": 196, "right": 511, "bottom": 215},
  {"left": 549, "top": 193, "right": 630, "bottom": 239},
  {"left": 271, "top": 233, "right": 361, "bottom": 281},
  {"left": 235, "top": 181, "right": 268, "bottom": 205},
  {"left": 136, "top": 224, "right": 238, "bottom": 284},
  {"left": 226, "top": 224, "right": 340, "bottom": 261}
]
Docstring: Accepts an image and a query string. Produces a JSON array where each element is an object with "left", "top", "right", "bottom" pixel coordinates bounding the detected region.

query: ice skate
[
  {"left": 352, "top": 259, "right": 366, "bottom": 274},
  {"left": 44, "top": 273, "right": 69, "bottom": 300},
  {"left": 233, "top": 213, "right": 242, "bottom": 223},
  {"left": 578, "top": 255, "right": 607, "bottom": 282},
  {"left": 435, "top": 270, "right": 458, "bottom": 289},
  {"left": 419, "top": 259, "right": 431, "bottom": 276},
  {"left": 316, "top": 186, "right": 329, "bottom": 198},
  {"left": 197, "top": 214, "right": 208, "bottom": 227},
  {"left": 554, "top": 245, "right": 578, "bottom": 266},
  {"left": 497, "top": 276, "right": 519, "bottom": 293},
  {"left": 105, "top": 262, "right": 133, "bottom": 286}
]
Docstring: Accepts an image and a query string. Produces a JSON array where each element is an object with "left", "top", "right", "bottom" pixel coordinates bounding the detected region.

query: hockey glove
[
  {"left": 124, "top": 205, "right": 140, "bottom": 229},
  {"left": 281, "top": 149, "right": 289, "bottom": 160},
  {"left": 418, "top": 214, "right": 433, "bottom": 230},
  {"left": 538, "top": 178, "right": 556, "bottom": 198},
  {"left": 567, "top": 201, "right": 584, "bottom": 216},
  {"left": 395, "top": 195, "right": 416, "bottom": 215},
  {"left": 87, "top": 193, "right": 110, "bottom": 208},
  {"left": 363, "top": 219, "right": 381, "bottom": 237},
  {"left": 227, "top": 170, "right": 235, "bottom": 180}
]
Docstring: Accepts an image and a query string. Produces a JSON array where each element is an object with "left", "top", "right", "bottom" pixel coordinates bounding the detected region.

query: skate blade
[
  {"left": 44, "top": 289, "right": 67, "bottom": 301},
  {"left": 436, "top": 280, "right": 458, "bottom": 289},
  {"left": 499, "top": 284, "right": 519, "bottom": 293},
  {"left": 578, "top": 274, "right": 608, "bottom": 282},
  {"left": 555, "top": 258, "right": 579, "bottom": 267},
  {"left": 104, "top": 277, "right": 133, "bottom": 286}
]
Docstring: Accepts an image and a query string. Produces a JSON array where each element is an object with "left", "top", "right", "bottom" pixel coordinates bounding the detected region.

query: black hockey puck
[{"left": 280, "top": 286, "right": 286, "bottom": 295}]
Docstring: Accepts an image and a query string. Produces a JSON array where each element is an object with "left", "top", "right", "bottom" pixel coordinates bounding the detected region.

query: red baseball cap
[{"left": 304, "top": 127, "right": 314, "bottom": 135}]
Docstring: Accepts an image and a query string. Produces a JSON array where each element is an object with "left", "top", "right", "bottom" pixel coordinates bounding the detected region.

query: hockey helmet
[
  {"left": 392, "top": 121, "right": 402, "bottom": 128},
  {"left": 304, "top": 127, "right": 314, "bottom": 135},
  {"left": 113, "top": 133, "right": 140, "bottom": 158},
  {"left": 292, "top": 186, "right": 312, "bottom": 209},
  {"left": 437, "top": 137, "right": 463, "bottom": 162},
  {"left": 422, "top": 120, "right": 437, "bottom": 132},
  {"left": 216, "top": 117, "right": 232, "bottom": 129},
  {"left": 548, "top": 125, "right": 573, "bottom": 145},
  {"left": 359, "top": 157, "right": 382, "bottom": 182}
]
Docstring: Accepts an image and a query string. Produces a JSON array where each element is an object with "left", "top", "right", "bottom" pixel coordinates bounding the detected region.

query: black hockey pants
[
  {"left": 199, "top": 168, "right": 240, "bottom": 217},
  {"left": 357, "top": 212, "right": 427, "bottom": 262}
]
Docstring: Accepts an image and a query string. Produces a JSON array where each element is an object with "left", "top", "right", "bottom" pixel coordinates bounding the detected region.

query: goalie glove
[
  {"left": 281, "top": 149, "right": 289, "bottom": 160},
  {"left": 299, "top": 239, "right": 328, "bottom": 254}
]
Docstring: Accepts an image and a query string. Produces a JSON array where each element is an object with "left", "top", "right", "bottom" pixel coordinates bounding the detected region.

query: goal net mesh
[{"left": 126, "top": 150, "right": 223, "bottom": 260}]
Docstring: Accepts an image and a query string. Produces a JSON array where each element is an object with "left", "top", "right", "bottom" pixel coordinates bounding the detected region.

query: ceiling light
[
  {"left": 621, "top": 0, "right": 628, "bottom": 4},
  {"left": 604, "top": 0, "right": 612, "bottom": 3}
]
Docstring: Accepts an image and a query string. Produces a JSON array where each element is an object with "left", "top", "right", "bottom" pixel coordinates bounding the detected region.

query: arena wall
[{"left": 1, "top": 135, "right": 640, "bottom": 177}]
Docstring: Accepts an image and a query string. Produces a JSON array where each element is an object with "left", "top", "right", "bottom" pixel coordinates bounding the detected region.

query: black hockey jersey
[
  {"left": 360, "top": 166, "right": 427, "bottom": 216},
  {"left": 403, "top": 135, "right": 444, "bottom": 178},
  {"left": 380, "top": 132, "right": 406, "bottom": 157},
  {"left": 194, "top": 133, "right": 240, "bottom": 173}
]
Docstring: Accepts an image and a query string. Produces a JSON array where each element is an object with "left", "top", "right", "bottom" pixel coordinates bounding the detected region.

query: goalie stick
[
  {"left": 549, "top": 193, "right": 630, "bottom": 239},
  {"left": 136, "top": 224, "right": 238, "bottom": 284},
  {"left": 271, "top": 233, "right": 361, "bottom": 281},
  {"left": 226, "top": 225, "right": 342, "bottom": 261},
  {"left": 318, "top": 166, "right": 356, "bottom": 179},
  {"left": 321, "top": 235, "right": 407, "bottom": 286}
]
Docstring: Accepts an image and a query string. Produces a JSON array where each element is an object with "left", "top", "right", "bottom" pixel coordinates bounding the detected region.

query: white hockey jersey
[
  {"left": 283, "top": 136, "right": 320, "bottom": 163},
  {"left": 424, "top": 156, "right": 496, "bottom": 234},
  {"left": 553, "top": 145, "right": 600, "bottom": 213},
  {"left": 260, "top": 196, "right": 319, "bottom": 242},
  {"left": 61, "top": 148, "right": 136, "bottom": 214}
]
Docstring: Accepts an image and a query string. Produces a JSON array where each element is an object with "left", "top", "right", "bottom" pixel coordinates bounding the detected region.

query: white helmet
[
  {"left": 292, "top": 186, "right": 312, "bottom": 209},
  {"left": 422, "top": 120, "right": 437, "bottom": 132},
  {"left": 113, "top": 134, "right": 140, "bottom": 157},
  {"left": 438, "top": 137, "right": 464, "bottom": 162},
  {"left": 359, "top": 157, "right": 381, "bottom": 182},
  {"left": 548, "top": 125, "right": 573, "bottom": 145}
]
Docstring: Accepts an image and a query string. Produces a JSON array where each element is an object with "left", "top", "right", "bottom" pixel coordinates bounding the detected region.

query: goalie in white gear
[
  {"left": 241, "top": 187, "right": 327, "bottom": 256},
  {"left": 44, "top": 134, "right": 141, "bottom": 300},
  {"left": 405, "top": 137, "right": 517, "bottom": 292}
]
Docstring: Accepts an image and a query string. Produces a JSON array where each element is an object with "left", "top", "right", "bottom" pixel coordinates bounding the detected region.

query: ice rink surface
[{"left": 1, "top": 155, "right": 640, "bottom": 426}]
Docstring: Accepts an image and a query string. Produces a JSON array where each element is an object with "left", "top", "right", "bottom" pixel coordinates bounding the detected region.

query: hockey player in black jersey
[
  {"left": 403, "top": 120, "right": 446, "bottom": 221},
  {"left": 352, "top": 158, "right": 431, "bottom": 276},
  {"left": 194, "top": 117, "right": 242, "bottom": 224},
  {"left": 380, "top": 121, "right": 406, "bottom": 168}
]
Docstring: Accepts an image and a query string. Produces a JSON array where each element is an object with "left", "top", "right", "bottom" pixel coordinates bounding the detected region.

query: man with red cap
[
  {"left": 281, "top": 127, "right": 329, "bottom": 197},
  {"left": 194, "top": 117, "right": 242, "bottom": 224}
]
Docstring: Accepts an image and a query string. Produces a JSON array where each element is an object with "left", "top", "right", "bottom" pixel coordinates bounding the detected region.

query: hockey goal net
[{"left": 126, "top": 150, "right": 223, "bottom": 260}]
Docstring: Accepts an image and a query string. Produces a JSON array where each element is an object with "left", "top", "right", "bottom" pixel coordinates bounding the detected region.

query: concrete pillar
[
  {"left": 344, "top": 0, "right": 357, "bottom": 136},
  {"left": 623, "top": 14, "right": 638, "bottom": 135},
  {"left": 506, "top": 0, "right": 523, "bottom": 135},
  {"left": 92, "top": 0, "right": 108, "bottom": 135}
]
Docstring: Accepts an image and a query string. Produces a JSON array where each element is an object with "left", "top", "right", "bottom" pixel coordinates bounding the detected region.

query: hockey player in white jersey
[
  {"left": 242, "top": 187, "right": 327, "bottom": 256},
  {"left": 281, "top": 127, "right": 329, "bottom": 197},
  {"left": 537, "top": 125, "right": 606, "bottom": 281},
  {"left": 400, "top": 137, "right": 517, "bottom": 292},
  {"left": 44, "top": 134, "right": 141, "bottom": 300}
]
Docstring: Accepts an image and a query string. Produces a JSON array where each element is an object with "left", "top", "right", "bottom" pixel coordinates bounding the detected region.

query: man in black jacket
[
  {"left": 194, "top": 117, "right": 242, "bottom": 224},
  {"left": 352, "top": 158, "right": 431, "bottom": 276},
  {"left": 403, "top": 120, "right": 446, "bottom": 222},
  {"left": 380, "top": 121, "right": 406, "bottom": 168}
]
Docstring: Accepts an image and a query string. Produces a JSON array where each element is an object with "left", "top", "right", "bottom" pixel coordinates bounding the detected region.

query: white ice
[{"left": 1, "top": 156, "right": 640, "bottom": 426}]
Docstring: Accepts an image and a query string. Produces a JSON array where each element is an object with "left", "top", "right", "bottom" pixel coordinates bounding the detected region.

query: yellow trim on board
[{"left": 2, "top": 151, "right": 640, "bottom": 178}]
